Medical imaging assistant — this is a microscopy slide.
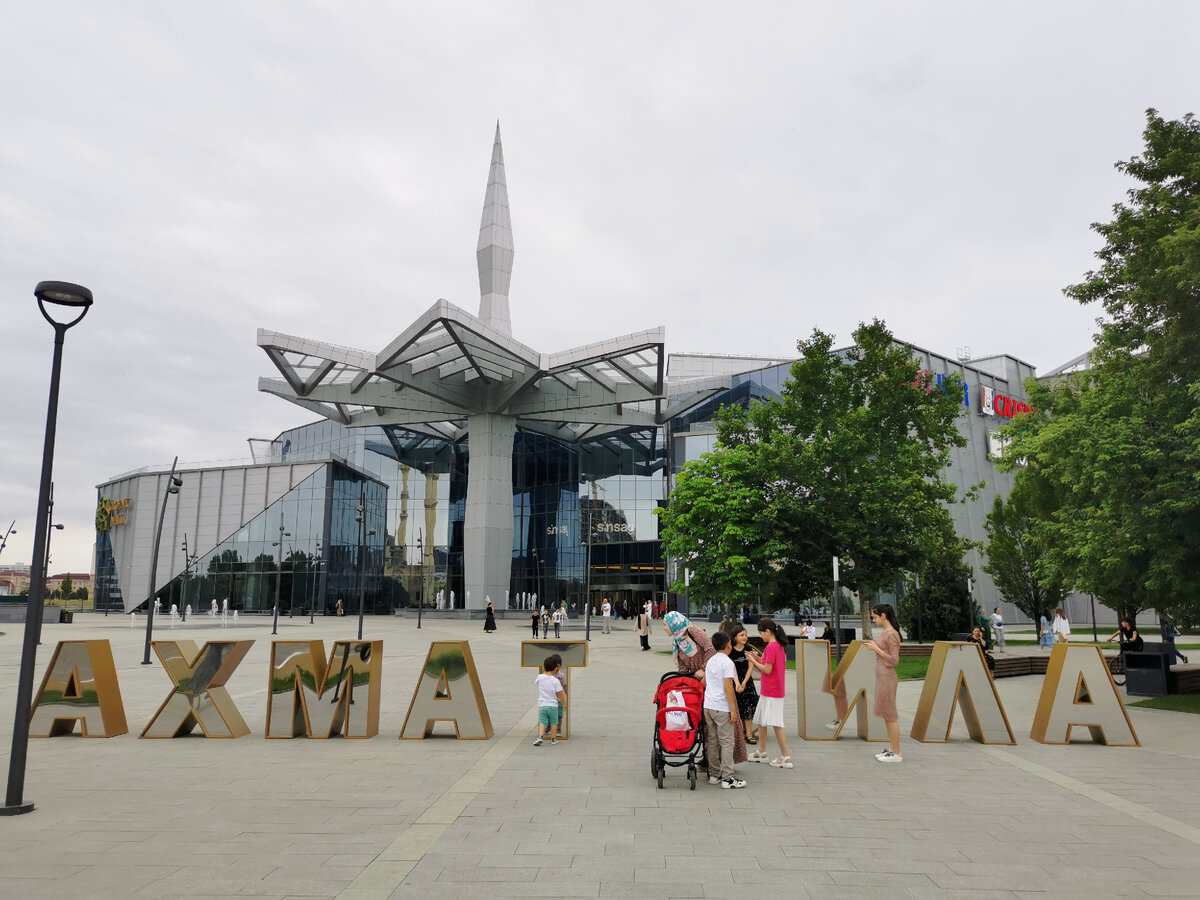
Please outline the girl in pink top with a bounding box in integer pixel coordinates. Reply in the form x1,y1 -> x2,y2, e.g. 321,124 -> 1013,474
747,617 -> 792,768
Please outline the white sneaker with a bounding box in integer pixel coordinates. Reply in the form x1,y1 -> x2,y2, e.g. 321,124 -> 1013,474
721,777 -> 747,789
708,775 -> 721,785
532,737 -> 543,746
824,720 -> 840,731
875,749 -> 902,762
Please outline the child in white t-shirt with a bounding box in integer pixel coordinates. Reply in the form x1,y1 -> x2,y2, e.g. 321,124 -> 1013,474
533,656 -> 565,746
703,631 -> 746,788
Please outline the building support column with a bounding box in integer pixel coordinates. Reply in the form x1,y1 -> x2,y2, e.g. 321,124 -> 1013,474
464,413 -> 516,610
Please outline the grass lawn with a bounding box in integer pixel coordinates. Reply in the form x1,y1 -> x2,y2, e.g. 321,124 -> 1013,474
1127,694 -> 1200,714
781,656 -> 930,680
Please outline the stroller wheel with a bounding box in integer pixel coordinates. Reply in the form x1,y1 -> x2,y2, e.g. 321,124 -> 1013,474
650,751 -> 660,778
657,766 -> 664,789
688,766 -> 697,790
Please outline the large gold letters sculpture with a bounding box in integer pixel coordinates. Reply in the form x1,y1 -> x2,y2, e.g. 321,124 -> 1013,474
30,640 -> 127,737
520,640 -> 587,739
910,642 -> 1015,744
400,641 -> 493,739
1030,643 -> 1139,746
141,640 -> 254,739
797,640 -> 887,741
266,640 -> 382,738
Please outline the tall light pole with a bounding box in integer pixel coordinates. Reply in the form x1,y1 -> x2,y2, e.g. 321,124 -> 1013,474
4,280 -> 93,817
36,482 -> 65,645
0,521 -> 16,560
416,530 -> 424,630
355,484 -> 376,641
309,541 -> 321,624
142,459 -> 183,664
180,534 -> 198,619
271,514 -> 290,636
833,556 -> 842,661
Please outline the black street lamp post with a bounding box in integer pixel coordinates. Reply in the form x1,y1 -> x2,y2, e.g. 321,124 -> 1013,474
355,485 -> 376,641
271,514 -> 290,636
36,482 -> 64,645
142,459 -> 183,664
416,530 -> 424,630
0,521 -> 16,560
3,281 -> 93,817
309,541 -> 321,624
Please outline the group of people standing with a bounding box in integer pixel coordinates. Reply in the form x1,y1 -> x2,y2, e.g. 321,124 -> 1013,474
662,603 -> 905,789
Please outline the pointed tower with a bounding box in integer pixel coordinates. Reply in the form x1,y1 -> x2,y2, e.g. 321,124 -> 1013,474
476,122 -> 514,335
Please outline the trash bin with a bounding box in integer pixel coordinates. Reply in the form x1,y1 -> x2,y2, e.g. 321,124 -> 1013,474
1125,644 -> 1170,697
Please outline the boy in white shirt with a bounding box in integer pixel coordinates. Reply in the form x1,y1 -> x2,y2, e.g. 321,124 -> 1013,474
533,657 -> 565,746
703,631 -> 746,788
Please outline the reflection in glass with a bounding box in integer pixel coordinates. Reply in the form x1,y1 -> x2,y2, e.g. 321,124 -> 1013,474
141,640 -> 254,739
30,640 -> 127,737
266,640 -> 382,738
400,641 -> 493,739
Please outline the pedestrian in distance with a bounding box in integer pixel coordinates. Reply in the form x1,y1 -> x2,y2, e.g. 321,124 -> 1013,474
702,631 -> 745,788
601,598 -> 612,633
636,609 -> 651,650
552,605 -> 564,638
1039,609 -> 1055,651
530,609 -> 539,638
484,601 -> 497,633
533,656 -> 564,746
1160,615 -> 1188,664
1052,606 -> 1071,644
863,603 -> 903,762
990,607 -> 1005,652
746,617 -> 792,769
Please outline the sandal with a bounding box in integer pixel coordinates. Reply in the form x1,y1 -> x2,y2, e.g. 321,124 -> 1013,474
748,750 -> 769,763
769,756 -> 794,769
745,734 -> 757,744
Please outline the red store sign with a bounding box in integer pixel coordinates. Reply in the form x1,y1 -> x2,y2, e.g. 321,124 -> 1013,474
980,386 -> 1031,418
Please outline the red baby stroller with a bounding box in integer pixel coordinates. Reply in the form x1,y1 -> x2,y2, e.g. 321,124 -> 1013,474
651,672 -> 705,789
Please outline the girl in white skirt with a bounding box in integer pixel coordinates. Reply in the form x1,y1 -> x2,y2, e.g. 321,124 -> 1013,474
746,617 -> 792,768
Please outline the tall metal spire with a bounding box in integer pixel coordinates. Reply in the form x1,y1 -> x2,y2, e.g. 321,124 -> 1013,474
476,122 -> 514,335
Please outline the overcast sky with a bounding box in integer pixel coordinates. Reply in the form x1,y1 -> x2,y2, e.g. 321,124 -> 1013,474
2,2 -> 1197,575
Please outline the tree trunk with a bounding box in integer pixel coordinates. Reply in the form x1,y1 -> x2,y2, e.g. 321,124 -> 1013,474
859,586 -> 874,640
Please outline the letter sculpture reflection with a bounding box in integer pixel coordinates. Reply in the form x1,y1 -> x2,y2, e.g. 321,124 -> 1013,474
400,641 -> 493,739
520,640 -> 587,739
910,642 -> 1015,745
1030,643 -> 1139,746
141,640 -> 254,739
266,641 -> 382,739
798,640 -> 887,741
30,640 -> 127,737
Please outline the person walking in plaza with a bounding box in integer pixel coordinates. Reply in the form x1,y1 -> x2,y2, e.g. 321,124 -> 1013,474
729,624 -> 759,745
746,617 -> 791,768
601,597 -> 612,633
1160,615 -> 1188,664
540,605 -> 550,639
990,607 -> 1006,652
552,604 -> 564,638
1039,609 -> 1054,650
702,631 -> 745,788
484,601 -> 497,633
863,603 -> 903,762
530,609 -> 540,638
533,656 -> 564,746
1052,606 -> 1071,643
636,608 -> 651,650
548,652 -> 566,734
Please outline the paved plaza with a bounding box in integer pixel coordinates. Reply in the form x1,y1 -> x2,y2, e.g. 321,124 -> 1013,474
1,613 -> 1199,899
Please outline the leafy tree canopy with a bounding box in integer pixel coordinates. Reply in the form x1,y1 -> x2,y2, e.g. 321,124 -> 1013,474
659,319 -> 971,625
1003,110 -> 1200,621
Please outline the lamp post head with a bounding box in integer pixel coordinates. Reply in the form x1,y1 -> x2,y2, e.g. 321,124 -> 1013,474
35,281 -> 93,308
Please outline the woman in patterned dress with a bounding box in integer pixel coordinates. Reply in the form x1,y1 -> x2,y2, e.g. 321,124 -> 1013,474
863,603 -> 902,762
663,611 -> 748,766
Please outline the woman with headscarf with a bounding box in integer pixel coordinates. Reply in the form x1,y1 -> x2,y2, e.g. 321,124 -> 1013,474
663,611 -> 747,767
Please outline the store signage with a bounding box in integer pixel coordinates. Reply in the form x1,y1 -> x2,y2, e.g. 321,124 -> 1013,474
980,386 -> 1032,418
95,497 -> 131,533
913,369 -> 970,407
595,522 -> 632,534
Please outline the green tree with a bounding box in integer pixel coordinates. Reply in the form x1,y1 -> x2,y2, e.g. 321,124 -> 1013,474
898,537 -> 974,642
660,320 -> 971,634
1003,110 -> 1200,623
982,481 -> 1068,626
58,573 -> 74,600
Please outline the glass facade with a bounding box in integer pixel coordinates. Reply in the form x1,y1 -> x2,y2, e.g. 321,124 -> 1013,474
96,462 -> 388,616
